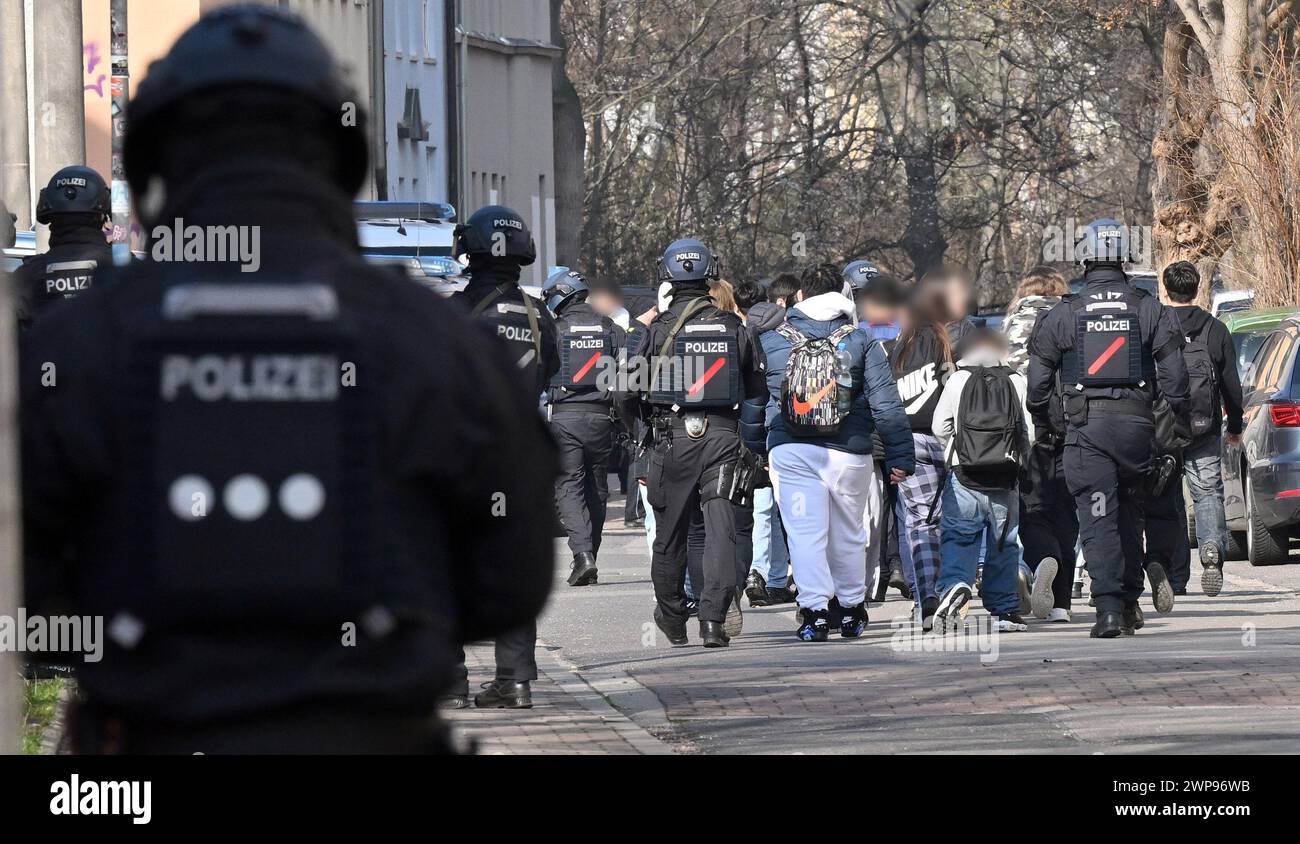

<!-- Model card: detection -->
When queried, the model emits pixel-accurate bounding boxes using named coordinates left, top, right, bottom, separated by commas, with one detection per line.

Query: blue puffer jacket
left=740, top=301, right=786, bottom=455
left=760, top=293, right=914, bottom=472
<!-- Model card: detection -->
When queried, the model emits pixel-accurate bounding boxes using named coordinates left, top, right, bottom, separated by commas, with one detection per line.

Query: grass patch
left=22, top=679, right=66, bottom=755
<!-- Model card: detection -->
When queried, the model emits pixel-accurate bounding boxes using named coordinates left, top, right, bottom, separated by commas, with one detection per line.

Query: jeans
left=749, top=486, right=790, bottom=588
left=935, top=474, right=1021, bottom=615
left=1184, top=435, right=1229, bottom=554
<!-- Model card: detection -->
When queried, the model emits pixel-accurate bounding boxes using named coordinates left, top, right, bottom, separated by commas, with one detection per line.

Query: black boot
left=654, top=606, right=688, bottom=646
left=700, top=620, right=730, bottom=648
left=1121, top=602, right=1144, bottom=634
left=474, top=679, right=533, bottom=709
left=1090, top=611, right=1123, bottom=639
left=567, top=551, right=598, bottom=587
left=745, top=570, right=769, bottom=607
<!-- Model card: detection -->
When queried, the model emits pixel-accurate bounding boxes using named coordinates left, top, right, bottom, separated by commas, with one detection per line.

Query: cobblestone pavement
left=532, top=488, right=1300, bottom=754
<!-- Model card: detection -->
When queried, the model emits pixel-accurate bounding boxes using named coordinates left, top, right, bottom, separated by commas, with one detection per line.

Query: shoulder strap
left=774, top=322, right=805, bottom=347
left=650, top=297, right=713, bottom=387
left=828, top=324, right=856, bottom=344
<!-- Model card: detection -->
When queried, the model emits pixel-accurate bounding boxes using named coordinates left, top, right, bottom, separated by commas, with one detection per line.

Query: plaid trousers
left=895, top=433, right=947, bottom=604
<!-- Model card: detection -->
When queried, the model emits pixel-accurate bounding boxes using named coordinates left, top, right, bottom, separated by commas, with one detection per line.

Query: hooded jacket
left=932, top=345, right=1033, bottom=465
left=739, top=300, right=787, bottom=454
left=760, top=291, right=914, bottom=471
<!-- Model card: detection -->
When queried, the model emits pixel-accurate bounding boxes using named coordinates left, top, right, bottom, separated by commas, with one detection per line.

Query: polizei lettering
left=46, top=275, right=92, bottom=294
left=569, top=338, right=605, bottom=349
left=1085, top=318, right=1131, bottom=332
left=685, top=341, right=728, bottom=353
left=160, top=355, right=340, bottom=401
left=499, top=325, right=534, bottom=343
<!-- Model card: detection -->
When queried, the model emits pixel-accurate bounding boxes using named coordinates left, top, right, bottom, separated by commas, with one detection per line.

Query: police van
left=355, top=201, right=465, bottom=293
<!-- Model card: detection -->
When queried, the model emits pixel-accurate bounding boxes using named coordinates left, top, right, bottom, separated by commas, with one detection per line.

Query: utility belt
left=1065, top=394, right=1153, bottom=427
left=653, top=411, right=740, bottom=436
left=649, top=411, right=757, bottom=506
left=549, top=402, right=616, bottom=418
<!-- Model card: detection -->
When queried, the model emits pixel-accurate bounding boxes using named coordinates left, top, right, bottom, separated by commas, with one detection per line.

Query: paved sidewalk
left=444, top=641, right=673, bottom=755
left=537, top=487, right=1300, bottom=754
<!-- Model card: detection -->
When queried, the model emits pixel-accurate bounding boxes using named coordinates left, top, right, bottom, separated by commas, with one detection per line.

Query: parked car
left=355, top=201, right=463, bottom=292
left=1212, top=288, right=1255, bottom=317
left=1222, top=307, right=1299, bottom=379
left=1222, top=314, right=1300, bottom=566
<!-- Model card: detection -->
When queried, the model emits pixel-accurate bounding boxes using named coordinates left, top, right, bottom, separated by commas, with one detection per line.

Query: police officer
left=634, top=239, right=766, bottom=648
left=12, top=166, right=112, bottom=328
left=1026, top=219, right=1189, bottom=639
left=447, top=205, right=560, bottom=709
left=543, top=268, right=626, bottom=587
left=20, top=5, right=556, bottom=752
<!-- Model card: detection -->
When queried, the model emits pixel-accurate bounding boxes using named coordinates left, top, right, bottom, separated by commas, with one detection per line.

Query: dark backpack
left=1183, top=319, right=1221, bottom=438
left=954, top=364, right=1024, bottom=491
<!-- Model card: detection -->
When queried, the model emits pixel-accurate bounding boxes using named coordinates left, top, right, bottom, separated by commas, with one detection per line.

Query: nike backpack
left=953, top=364, right=1023, bottom=490
left=776, top=322, right=855, bottom=436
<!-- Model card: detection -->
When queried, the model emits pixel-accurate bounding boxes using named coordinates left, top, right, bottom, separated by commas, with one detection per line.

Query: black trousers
left=1143, top=455, right=1191, bottom=590
left=551, top=410, right=614, bottom=557
left=873, top=459, right=900, bottom=584
left=451, top=621, right=538, bottom=692
left=1063, top=413, right=1155, bottom=614
left=647, top=422, right=741, bottom=625
left=1019, top=441, right=1080, bottom=609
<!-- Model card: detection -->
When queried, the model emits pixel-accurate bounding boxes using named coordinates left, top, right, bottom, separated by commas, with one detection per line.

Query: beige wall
left=81, top=0, right=202, bottom=183
left=459, top=0, right=557, bottom=283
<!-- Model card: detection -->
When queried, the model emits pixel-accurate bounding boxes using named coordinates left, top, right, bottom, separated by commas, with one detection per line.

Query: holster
left=1063, top=392, right=1088, bottom=428
left=1144, top=453, right=1178, bottom=498
left=700, top=446, right=762, bottom=506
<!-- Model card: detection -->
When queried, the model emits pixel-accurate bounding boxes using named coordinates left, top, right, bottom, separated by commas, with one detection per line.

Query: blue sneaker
left=796, top=608, right=830, bottom=642
left=838, top=602, right=868, bottom=638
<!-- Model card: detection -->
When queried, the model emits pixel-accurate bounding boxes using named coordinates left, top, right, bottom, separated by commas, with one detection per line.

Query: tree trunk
left=551, top=0, right=586, bottom=269
left=892, top=1, right=946, bottom=278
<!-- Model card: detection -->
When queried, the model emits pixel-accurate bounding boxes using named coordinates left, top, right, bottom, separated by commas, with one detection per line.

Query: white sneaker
left=1045, top=607, right=1072, bottom=623
left=1031, top=557, right=1058, bottom=619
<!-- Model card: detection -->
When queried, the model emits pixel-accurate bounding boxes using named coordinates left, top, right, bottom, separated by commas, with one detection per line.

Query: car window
left=1235, top=331, right=1270, bottom=378
left=1244, top=333, right=1281, bottom=389
left=1253, top=330, right=1295, bottom=394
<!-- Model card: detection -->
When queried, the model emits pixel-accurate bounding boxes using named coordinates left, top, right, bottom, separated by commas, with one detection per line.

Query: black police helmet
left=543, top=268, right=589, bottom=312
left=842, top=259, right=879, bottom=292
left=453, top=205, right=537, bottom=266
left=125, top=5, right=368, bottom=197
left=656, top=238, right=719, bottom=284
left=1076, top=218, right=1130, bottom=265
left=36, top=166, right=111, bottom=225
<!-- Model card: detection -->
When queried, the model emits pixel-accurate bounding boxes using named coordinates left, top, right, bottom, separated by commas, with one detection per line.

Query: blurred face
left=588, top=290, right=621, bottom=316
left=859, top=298, right=898, bottom=325
left=944, top=277, right=972, bottom=321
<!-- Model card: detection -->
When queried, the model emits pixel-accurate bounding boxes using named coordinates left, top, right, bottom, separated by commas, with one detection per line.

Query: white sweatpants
left=770, top=443, right=876, bottom=611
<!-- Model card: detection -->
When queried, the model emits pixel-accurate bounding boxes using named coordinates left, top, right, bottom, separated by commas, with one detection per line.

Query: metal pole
left=110, top=0, right=130, bottom=262
left=0, top=0, right=32, bottom=231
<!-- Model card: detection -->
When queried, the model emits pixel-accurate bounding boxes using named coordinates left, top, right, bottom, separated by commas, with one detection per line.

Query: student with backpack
left=1161, top=261, right=1243, bottom=597
left=889, top=273, right=961, bottom=629
left=762, top=264, right=914, bottom=641
left=931, top=327, right=1033, bottom=632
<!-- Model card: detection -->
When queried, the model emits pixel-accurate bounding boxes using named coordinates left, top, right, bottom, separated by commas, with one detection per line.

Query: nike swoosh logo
left=792, top=380, right=836, bottom=415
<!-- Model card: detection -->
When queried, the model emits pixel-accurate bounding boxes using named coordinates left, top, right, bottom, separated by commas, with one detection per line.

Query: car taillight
left=1269, top=402, right=1300, bottom=427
